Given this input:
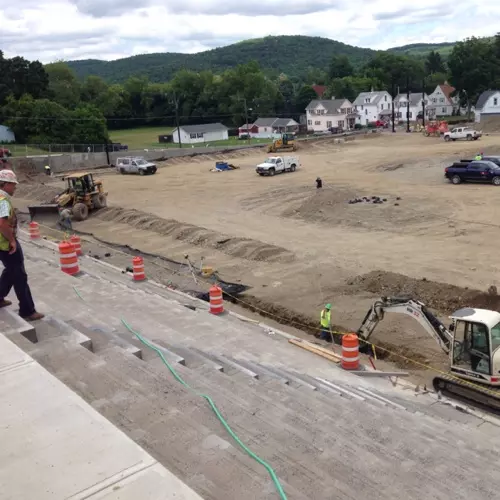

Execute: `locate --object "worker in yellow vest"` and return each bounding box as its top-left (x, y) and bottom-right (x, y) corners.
top-left (475, 152), bottom-right (483, 160)
top-left (0, 170), bottom-right (44, 321)
top-left (318, 303), bottom-right (332, 342)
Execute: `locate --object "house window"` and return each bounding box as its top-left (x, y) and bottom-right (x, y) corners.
top-left (361, 105), bottom-right (364, 110)
top-left (307, 120), bottom-right (312, 125)
top-left (190, 133), bottom-right (197, 139)
top-left (495, 98), bottom-right (498, 106)
top-left (365, 109), bottom-right (368, 115)
top-left (365, 98), bottom-right (370, 103)
top-left (432, 98), bottom-right (437, 103)
top-left (440, 98), bottom-right (444, 103)
top-left (384, 95), bottom-right (387, 101)
top-left (442, 107), bottom-right (446, 113)
top-left (315, 121), bottom-right (321, 125)
top-left (326, 121), bottom-right (332, 128)
top-left (380, 104), bottom-right (384, 110)
top-left (338, 120), bottom-right (344, 128)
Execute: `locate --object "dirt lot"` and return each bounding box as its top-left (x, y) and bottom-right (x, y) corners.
top-left (15, 132), bottom-right (500, 386)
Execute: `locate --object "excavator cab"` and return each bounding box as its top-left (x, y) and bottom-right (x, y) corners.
top-left (448, 308), bottom-right (500, 385)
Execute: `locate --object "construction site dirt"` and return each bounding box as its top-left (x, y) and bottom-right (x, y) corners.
top-left (14, 132), bottom-right (500, 388)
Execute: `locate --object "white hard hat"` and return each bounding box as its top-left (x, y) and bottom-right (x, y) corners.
top-left (0, 169), bottom-right (18, 184)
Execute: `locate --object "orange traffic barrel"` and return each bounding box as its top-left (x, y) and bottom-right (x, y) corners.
top-left (70, 234), bottom-right (82, 256)
top-left (209, 285), bottom-right (224, 315)
top-left (132, 256), bottom-right (146, 281)
top-left (341, 333), bottom-right (360, 370)
top-left (59, 240), bottom-right (80, 276)
top-left (29, 221), bottom-right (40, 240)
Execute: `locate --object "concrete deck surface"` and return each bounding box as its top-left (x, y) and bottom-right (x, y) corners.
top-left (0, 333), bottom-right (204, 500)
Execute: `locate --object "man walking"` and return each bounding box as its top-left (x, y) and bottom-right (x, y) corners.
top-left (0, 170), bottom-right (44, 321)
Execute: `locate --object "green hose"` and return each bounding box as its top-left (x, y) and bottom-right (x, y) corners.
top-left (73, 286), bottom-right (288, 500)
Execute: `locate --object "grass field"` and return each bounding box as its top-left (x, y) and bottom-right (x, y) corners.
top-left (109, 126), bottom-right (270, 150)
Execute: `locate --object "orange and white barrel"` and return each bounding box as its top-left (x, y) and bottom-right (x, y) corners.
top-left (29, 221), bottom-right (41, 240)
top-left (209, 285), bottom-right (224, 315)
top-left (132, 256), bottom-right (146, 281)
top-left (59, 240), bottom-right (80, 276)
top-left (70, 234), bottom-right (82, 256)
top-left (341, 333), bottom-right (360, 370)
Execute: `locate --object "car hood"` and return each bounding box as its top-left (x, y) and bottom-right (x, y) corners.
top-left (257, 162), bottom-right (273, 168)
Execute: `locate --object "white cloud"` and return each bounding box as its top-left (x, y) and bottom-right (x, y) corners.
top-left (0, 0), bottom-right (499, 63)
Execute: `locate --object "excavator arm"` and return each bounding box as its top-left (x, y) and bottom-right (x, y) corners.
top-left (357, 296), bottom-right (453, 354)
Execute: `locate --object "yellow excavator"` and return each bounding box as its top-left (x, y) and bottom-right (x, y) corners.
top-left (28, 172), bottom-right (108, 222)
top-left (267, 133), bottom-right (297, 153)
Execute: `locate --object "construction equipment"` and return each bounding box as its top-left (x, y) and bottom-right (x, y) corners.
top-left (28, 172), bottom-right (107, 223)
top-left (267, 133), bottom-right (297, 153)
top-left (357, 296), bottom-right (500, 412)
top-left (424, 120), bottom-right (449, 137)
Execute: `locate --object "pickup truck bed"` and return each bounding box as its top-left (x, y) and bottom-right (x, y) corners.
top-left (445, 160), bottom-right (500, 185)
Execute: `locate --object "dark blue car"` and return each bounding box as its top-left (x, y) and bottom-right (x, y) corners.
top-left (445, 159), bottom-right (500, 186)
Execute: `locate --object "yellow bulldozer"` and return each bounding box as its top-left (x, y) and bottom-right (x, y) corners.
top-left (28, 172), bottom-right (108, 223)
top-left (267, 133), bottom-right (297, 153)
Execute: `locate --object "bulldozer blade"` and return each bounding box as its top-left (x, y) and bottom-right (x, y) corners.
top-left (28, 204), bottom-right (60, 223)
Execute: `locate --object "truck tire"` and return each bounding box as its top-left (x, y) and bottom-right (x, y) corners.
top-left (290, 164), bottom-right (296, 172)
top-left (120, 168), bottom-right (125, 174)
top-left (473, 137), bottom-right (479, 140)
top-left (139, 169), bottom-right (145, 176)
top-left (492, 176), bottom-right (500, 186)
top-left (451, 175), bottom-right (462, 185)
top-left (444, 136), bottom-right (451, 142)
top-left (466, 134), bottom-right (472, 141)
top-left (269, 168), bottom-right (275, 176)
top-left (72, 203), bottom-right (89, 221)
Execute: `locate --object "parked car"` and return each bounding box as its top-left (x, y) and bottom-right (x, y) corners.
top-left (443, 127), bottom-right (482, 142)
top-left (445, 160), bottom-right (500, 185)
top-left (116, 157), bottom-right (157, 175)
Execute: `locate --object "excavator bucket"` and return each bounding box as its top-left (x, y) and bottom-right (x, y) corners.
top-left (28, 204), bottom-right (60, 224)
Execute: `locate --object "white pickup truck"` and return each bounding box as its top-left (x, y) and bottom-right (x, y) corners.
top-left (116, 156), bottom-right (157, 175)
top-left (256, 156), bottom-right (300, 176)
top-left (444, 127), bottom-right (482, 142)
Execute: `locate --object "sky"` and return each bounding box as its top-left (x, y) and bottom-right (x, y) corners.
top-left (1, 0), bottom-right (500, 63)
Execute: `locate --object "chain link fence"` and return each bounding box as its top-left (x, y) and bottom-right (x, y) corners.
top-left (0, 144), bottom-right (132, 157)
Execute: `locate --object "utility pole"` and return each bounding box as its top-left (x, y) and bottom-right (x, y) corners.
top-left (422, 78), bottom-right (426, 128)
top-left (406, 75), bottom-right (410, 133)
top-left (243, 97), bottom-right (250, 144)
top-left (172, 90), bottom-right (182, 148)
top-left (391, 80), bottom-right (396, 133)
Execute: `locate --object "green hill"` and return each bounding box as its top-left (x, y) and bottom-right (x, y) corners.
top-left (388, 42), bottom-right (457, 58)
top-left (65, 35), bottom-right (378, 83)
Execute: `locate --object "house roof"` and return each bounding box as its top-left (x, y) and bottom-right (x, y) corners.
top-left (177, 123), bottom-right (228, 133)
top-left (394, 93), bottom-right (426, 106)
top-left (439, 83), bottom-right (456, 102)
top-left (312, 85), bottom-right (327, 98)
top-left (254, 117), bottom-right (279, 127)
top-left (353, 91), bottom-right (389, 106)
top-left (273, 118), bottom-right (298, 127)
top-left (306, 99), bottom-right (350, 114)
top-left (476, 90), bottom-right (500, 110)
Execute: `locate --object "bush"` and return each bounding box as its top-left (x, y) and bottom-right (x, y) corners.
top-left (354, 123), bottom-right (362, 130)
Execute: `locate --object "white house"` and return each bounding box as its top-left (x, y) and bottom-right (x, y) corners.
top-left (171, 123), bottom-right (228, 145)
top-left (393, 93), bottom-right (436, 121)
top-left (428, 83), bottom-right (459, 116)
top-left (0, 125), bottom-right (15, 143)
top-left (238, 117), bottom-right (299, 138)
top-left (305, 99), bottom-right (356, 132)
top-left (352, 91), bottom-right (392, 126)
top-left (474, 90), bottom-right (500, 123)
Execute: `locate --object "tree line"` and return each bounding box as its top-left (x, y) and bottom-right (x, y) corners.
top-left (1, 35), bottom-right (500, 144)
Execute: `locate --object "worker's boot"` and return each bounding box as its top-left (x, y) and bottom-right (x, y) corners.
top-left (23, 312), bottom-right (45, 321)
top-left (0, 299), bottom-right (12, 308)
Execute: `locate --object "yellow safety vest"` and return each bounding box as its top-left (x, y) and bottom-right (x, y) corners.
top-left (0, 195), bottom-right (16, 251)
top-left (320, 309), bottom-right (331, 328)
top-left (475, 155), bottom-right (482, 160)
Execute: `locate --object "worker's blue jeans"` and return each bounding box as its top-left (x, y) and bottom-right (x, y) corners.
top-left (0, 240), bottom-right (36, 317)
top-left (320, 327), bottom-right (331, 340)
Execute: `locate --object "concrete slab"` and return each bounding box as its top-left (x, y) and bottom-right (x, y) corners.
top-left (0, 334), bottom-right (203, 500)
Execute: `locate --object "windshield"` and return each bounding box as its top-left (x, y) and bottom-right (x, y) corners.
top-left (265, 158), bottom-right (277, 164)
top-left (136, 159), bottom-right (147, 165)
top-left (490, 322), bottom-right (500, 351)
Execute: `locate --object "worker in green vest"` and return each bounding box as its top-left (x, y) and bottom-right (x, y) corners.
top-left (475, 152), bottom-right (483, 160)
top-left (318, 303), bottom-right (332, 342)
top-left (0, 169), bottom-right (44, 321)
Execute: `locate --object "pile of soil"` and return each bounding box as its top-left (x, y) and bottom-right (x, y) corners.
top-left (347, 270), bottom-right (500, 314)
top-left (94, 206), bottom-right (295, 264)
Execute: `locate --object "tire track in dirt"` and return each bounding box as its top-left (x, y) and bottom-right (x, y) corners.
top-left (93, 206), bottom-right (295, 263)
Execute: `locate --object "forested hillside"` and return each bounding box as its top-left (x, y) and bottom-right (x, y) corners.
top-left (66, 36), bottom-right (378, 83)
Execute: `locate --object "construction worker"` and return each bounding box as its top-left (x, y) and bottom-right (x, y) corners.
top-left (317, 303), bottom-right (332, 342)
top-left (316, 177), bottom-right (323, 189)
top-left (58, 207), bottom-right (72, 232)
top-left (44, 165), bottom-right (51, 176)
top-left (0, 170), bottom-right (44, 321)
top-left (475, 152), bottom-right (483, 160)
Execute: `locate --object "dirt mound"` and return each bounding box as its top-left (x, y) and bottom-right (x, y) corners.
top-left (15, 181), bottom-right (62, 202)
top-left (348, 270), bottom-right (500, 314)
top-left (93, 207), bottom-right (295, 263)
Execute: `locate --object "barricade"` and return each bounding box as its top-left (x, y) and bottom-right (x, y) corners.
top-left (70, 234), bottom-right (82, 256)
top-left (59, 240), bottom-right (80, 276)
top-left (209, 285), bottom-right (224, 315)
top-left (29, 222), bottom-right (41, 240)
top-left (132, 256), bottom-right (146, 281)
top-left (341, 333), bottom-right (360, 370)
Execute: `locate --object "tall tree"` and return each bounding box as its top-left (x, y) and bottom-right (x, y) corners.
top-left (44, 62), bottom-right (81, 109)
top-left (425, 51), bottom-right (446, 74)
top-left (295, 85), bottom-right (318, 113)
top-left (328, 55), bottom-right (354, 80)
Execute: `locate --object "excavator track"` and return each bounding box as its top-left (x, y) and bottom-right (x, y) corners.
top-left (433, 376), bottom-right (500, 415)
